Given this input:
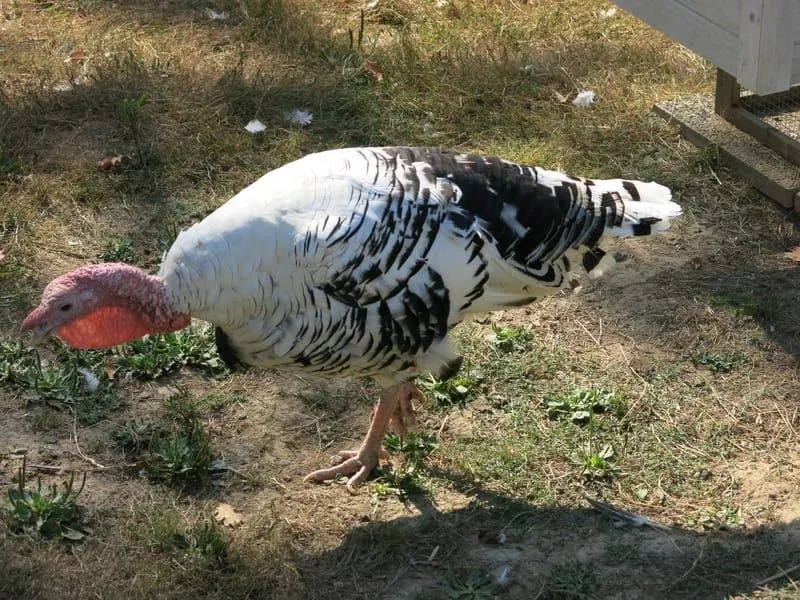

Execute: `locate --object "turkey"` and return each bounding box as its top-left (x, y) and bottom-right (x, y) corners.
top-left (21, 146), bottom-right (681, 491)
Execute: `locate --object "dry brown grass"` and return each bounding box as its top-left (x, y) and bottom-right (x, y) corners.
top-left (2, 1), bottom-right (800, 598)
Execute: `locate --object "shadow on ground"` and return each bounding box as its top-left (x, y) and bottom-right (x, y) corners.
top-left (294, 488), bottom-right (800, 599)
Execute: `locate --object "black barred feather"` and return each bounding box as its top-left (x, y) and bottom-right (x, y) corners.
top-left (161, 147), bottom-right (681, 384)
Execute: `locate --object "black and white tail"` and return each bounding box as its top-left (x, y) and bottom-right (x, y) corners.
top-left (587, 178), bottom-right (681, 237)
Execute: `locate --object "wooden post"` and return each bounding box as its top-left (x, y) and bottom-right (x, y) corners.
top-left (714, 69), bottom-right (741, 116)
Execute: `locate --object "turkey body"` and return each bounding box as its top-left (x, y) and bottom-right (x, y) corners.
top-left (160, 146), bottom-right (680, 387)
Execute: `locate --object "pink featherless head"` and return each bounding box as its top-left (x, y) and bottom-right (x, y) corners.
top-left (21, 262), bottom-right (190, 349)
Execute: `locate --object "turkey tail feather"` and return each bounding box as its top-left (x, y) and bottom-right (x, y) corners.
top-left (594, 179), bottom-right (681, 238)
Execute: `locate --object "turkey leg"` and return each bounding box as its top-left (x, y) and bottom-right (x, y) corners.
top-left (304, 381), bottom-right (421, 493)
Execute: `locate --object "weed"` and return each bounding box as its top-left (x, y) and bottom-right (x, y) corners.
top-left (693, 352), bottom-right (740, 373)
top-left (197, 392), bottom-right (248, 413)
top-left (112, 419), bottom-right (164, 453)
top-left (579, 443), bottom-right (616, 479)
top-left (383, 430), bottom-right (439, 472)
top-left (713, 291), bottom-right (778, 322)
top-left (686, 505), bottom-right (746, 531)
top-left (370, 481), bottom-right (396, 499)
top-left (544, 388), bottom-right (625, 424)
top-left (126, 390), bottom-right (228, 486)
top-left (0, 342), bottom-right (119, 425)
top-left (0, 153), bottom-right (22, 180)
top-left (545, 570), bottom-right (597, 599)
top-left (417, 373), bottom-right (478, 408)
top-left (171, 520), bottom-right (228, 566)
top-left (489, 325), bottom-right (533, 353)
top-left (119, 91), bottom-right (159, 168)
top-left (116, 324), bottom-right (227, 379)
top-left (4, 457), bottom-right (87, 540)
top-left (445, 569), bottom-right (500, 600)
top-left (139, 507), bottom-right (228, 568)
top-left (150, 434), bottom-right (214, 483)
top-left (98, 238), bottom-right (138, 263)
top-left (31, 409), bottom-right (63, 431)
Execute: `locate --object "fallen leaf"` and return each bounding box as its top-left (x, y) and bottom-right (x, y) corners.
top-left (97, 155), bottom-right (127, 170)
top-left (552, 90), bottom-right (569, 104)
top-left (65, 48), bottom-right (87, 63)
top-left (364, 59), bottom-right (384, 81)
top-left (244, 119), bottom-right (266, 134)
top-left (690, 256), bottom-right (702, 270)
top-left (572, 90), bottom-right (595, 108)
top-left (0, 249), bottom-right (4, 262)
top-left (214, 503), bottom-right (244, 527)
top-left (784, 247), bottom-right (800, 262)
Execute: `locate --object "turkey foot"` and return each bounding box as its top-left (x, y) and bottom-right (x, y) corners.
top-left (304, 382), bottom-right (422, 493)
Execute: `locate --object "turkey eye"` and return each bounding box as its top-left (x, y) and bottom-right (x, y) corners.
top-left (59, 303), bottom-right (72, 312)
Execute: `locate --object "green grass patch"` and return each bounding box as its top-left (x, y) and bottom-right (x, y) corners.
top-left (545, 569), bottom-right (597, 599)
top-left (113, 389), bottom-right (228, 487)
top-left (693, 351), bottom-right (741, 373)
top-left (711, 290), bottom-right (779, 322)
top-left (417, 372), bottom-right (479, 409)
top-left (98, 237), bottom-right (139, 263)
top-left (0, 342), bottom-right (120, 424)
top-left (114, 324), bottom-right (228, 379)
top-left (543, 388), bottom-right (626, 424)
top-left (487, 324), bottom-right (534, 353)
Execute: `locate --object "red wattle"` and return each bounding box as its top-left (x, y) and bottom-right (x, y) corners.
top-left (56, 305), bottom-right (156, 349)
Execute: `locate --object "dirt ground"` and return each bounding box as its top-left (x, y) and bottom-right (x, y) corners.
top-left (1, 1), bottom-right (800, 599)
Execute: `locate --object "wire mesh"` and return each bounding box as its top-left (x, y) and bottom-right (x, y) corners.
top-left (738, 85), bottom-right (800, 143)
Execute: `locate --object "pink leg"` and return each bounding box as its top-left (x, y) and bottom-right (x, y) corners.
top-left (388, 383), bottom-right (425, 437)
top-left (304, 382), bottom-right (421, 493)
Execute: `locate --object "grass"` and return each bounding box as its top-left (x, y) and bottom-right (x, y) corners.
top-left (98, 237), bottom-right (139, 263)
top-left (113, 389), bottom-right (228, 486)
top-left (1, 0), bottom-right (799, 598)
top-left (0, 323), bottom-right (224, 423)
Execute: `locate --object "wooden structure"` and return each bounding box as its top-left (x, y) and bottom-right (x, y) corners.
top-left (616, 1), bottom-right (800, 212)
top-left (614, 1), bottom-right (799, 95)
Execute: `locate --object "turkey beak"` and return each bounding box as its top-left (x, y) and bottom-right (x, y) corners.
top-left (20, 309), bottom-right (53, 347)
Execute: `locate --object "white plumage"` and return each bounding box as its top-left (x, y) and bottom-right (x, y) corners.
top-left (23, 146), bottom-right (681, 491)
top-left (159, 146), bottom-right (680, 386)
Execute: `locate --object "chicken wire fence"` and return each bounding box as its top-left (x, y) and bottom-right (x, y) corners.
top-left (739, 87), bottom-right (800, 141)
top-left (715, 70), bottom-right (800, 166)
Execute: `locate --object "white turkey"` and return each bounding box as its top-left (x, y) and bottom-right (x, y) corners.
top-left (21, 146), bottom-right (681, 491)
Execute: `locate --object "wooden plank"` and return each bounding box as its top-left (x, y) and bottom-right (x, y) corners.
top-left (724, 106), bottom-right (800, 166)
top-left (653, 95), bottom-right (800, 210)
top-left (614, 0), bottom-right (741, 76)
top-left (675, 0), bottom-right (741, 35)
top-left (738, 0), bottom-right (794, 93)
